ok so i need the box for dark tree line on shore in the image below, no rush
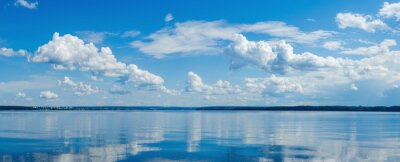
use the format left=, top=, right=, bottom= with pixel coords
left=1, top=106, right=400, bottom=111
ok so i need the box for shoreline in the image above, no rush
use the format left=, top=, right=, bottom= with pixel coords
left=1, top=106, right=400, bottom=112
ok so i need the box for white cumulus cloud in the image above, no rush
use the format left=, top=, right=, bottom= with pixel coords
left=379, top=2, right=400, bottom=21
left=228, top=34, right=344, bottom=74
left=30, top=33, right=174, bottom=93
left=40, top=91, right=58, bottom=99
left=0, top=47, right=28, bottom=57
left=186, top=72, right=240, bottom=95
left=336, top=12, right=388, bottom=32
left=58, top=77, right=99, bottom=96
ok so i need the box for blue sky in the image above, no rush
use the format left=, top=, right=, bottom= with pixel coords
left=2, top=0, right=400, bottom=106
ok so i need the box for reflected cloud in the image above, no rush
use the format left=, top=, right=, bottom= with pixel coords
left=0, top=111, right=399, bottom=161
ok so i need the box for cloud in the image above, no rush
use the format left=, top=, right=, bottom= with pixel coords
left=165, top=13, right=174, bottom=23
left=16, top=92, right=32, bottom=101
left=15, top=0, right=38, bottom=9
left=108, top=85, right=130, bottom=95
left=239, top=21, right=334, bottom=44
left=306, top=18, right=316, bottom=22
left=228, top=34, right=344, bottom=74
left=241, top=66, right=396, bottom=104
left=30, top=33, right=169, bottom=91
left=0, top=47, right=28, bottom=57
left=58, top=77, right=99, bottom=96
left=356, top=39, right=376, bottom=45
left=322, top=41, right=344, bottom=51
left=379, top=2, right=400, bottom=21
left=132, top=20, right=334, bottom=58
left=40, top=91, right=58, bottom=99
left=131, top=21, right=236, bottom=58
left=186, top=72, right=211, bottom=92
left=90, top=75, right=104, bottom=82
left=75, top=31, right=116, bottom=44
left=59, top=76, right=76, bottom=87
left=16, top=92, right=26, bottom=98
left=245, top=75, right=304, bottom=98
left=76, top=30, right=142, bottom=43
left=341, top=39, right=396, bottom=55
left=185, top=72, right=240, bottom=95
left=159, top=86, right=180, bottom=95
left=121, top=30, right=141, bottom=38
left=350, top=83, right=358, bottom=91
left=228, top=35, right=400, bottom=78
left=335, top=12, right=388, bottom=32
left=224, top=34, right=400, bottom=104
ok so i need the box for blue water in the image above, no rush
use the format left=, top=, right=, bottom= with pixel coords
left=0, top=111, right=399, bottom=162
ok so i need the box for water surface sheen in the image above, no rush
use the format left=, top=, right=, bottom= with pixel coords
left=0, top=111, right=399, bottom=162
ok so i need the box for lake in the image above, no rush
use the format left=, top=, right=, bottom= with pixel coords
left=0, top=111, right=399, bottom=162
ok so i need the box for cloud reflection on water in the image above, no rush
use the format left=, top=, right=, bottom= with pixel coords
left=0, top=111, right=399, bottom=161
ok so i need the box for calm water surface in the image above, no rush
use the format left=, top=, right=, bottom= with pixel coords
left=0, top=111, right=399, bottom=162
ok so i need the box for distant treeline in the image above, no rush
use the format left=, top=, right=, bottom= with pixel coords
left=1, top=106, right=400, bottom=111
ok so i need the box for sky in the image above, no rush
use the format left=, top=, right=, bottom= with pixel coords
left=2, top=0, right=400, bottom=106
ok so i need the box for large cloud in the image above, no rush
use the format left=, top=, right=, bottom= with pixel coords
left=379, top=2, right=400, bottom=21
left=200, top=33, right=400, bottom=104
left=228, top=34, right=400, bottom=77
left=132, top=21, right=334, bottom=58
left=322, top=41, right=344, bottom=51
left=30, top=33, right=172, bottom=92
left=241, top=67, right=400, bottom=105
left=335, top=12, right=388, bottom=32
left=228, top=34, right=345, bottom=74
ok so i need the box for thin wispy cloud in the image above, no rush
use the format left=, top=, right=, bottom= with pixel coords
left=15, top=0, right=38, bottom=9
left=132, top=20, right=335, bottom=58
